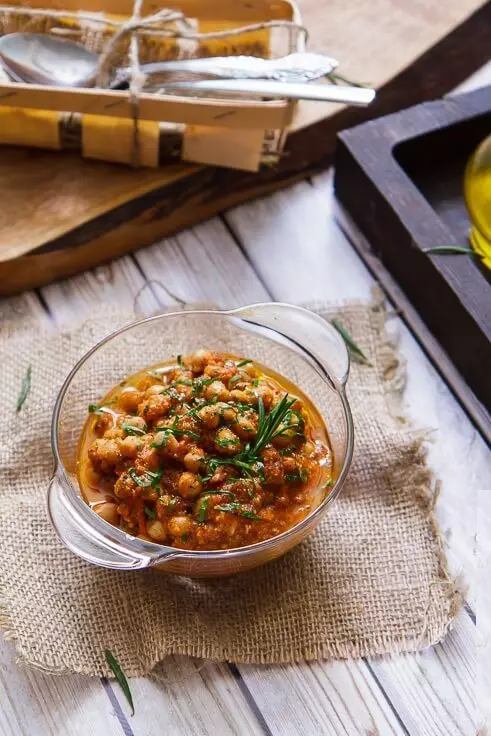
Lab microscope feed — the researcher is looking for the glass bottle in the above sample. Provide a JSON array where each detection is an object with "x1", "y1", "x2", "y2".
[{"x1": 464, "y1": 133, "x2": 491, "y2": 270}]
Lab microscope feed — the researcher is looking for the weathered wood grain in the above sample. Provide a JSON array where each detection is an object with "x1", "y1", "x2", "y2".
[
  {"x1": 311, "y1": 170, "x2": 489, "y2": 605},
  {"x1": 0, "y1": 290, "x2": 124, "y2": 736},
  {"x1": 236, "y1": 660, "x2": 406, "y2": 736},
  {"x1": 367, "y1": 611, "x2": 476, "y2": 736},
  {"x1": 0, "y1": 641, "x2": 123, "y2": 736},
  {"x1": 224, "y1": 174, "x2": 480, "y2": 735},
  {"x1": 37, "y1": 217, "x2": 408, "y2": 735}
]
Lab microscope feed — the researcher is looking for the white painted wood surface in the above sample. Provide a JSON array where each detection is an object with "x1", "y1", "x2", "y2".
[{"x1": 1, "y1": 66, "x2": 489, "y2": 736}]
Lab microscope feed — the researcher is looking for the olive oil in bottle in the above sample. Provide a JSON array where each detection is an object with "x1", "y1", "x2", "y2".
[{"x1": 464, "y1": 134, "x2": 491, "y2": 270}]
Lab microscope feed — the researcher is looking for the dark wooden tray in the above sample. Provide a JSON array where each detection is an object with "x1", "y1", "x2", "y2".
[{"x1": 334, "y1": 85, "x2": 491, "y2": 432}]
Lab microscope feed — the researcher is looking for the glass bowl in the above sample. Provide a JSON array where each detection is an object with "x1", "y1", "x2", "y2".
[{"x1": 48, "y1": 303, "x2": 354, "y2": 577}]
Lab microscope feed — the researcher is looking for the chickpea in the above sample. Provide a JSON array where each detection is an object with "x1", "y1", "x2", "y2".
[
  {"x1": 94, "y1": 502, "x2": 119, "y2": 526},
  {"x1": 135, "y1": 444, "x2": 160, "y2": 473},
  {"x1": 184, "y1": 447, "x2": 205, "y2": 473},
  {"x1": 94, "y1": 413, "x2": 112, "y2": 436},
  {"x1": 88, "y1": 438, "x2": 121, "y2": 472},
  {"x1": 120, "y1": 415, "x2": 147, "y2": 432},
  {"x1": 171, "y1": 384, "x2": 194, "y2": 403},
  {"x1": 214, "y1": 427, "x2": 241, "y2": 456},
  {"x1": 262, "y1": 446, "x2": 285, "y2": 485},
  {"x1": 272, "y1": 427, "x2": 298, "y2": 447},
  {"x1": 219, "y1": 403, "x2": 237, "y2": 423},
  {"x1": 242, "y1": 363, "x2": 257, "y2": 377},
  {"x1": 208, "y1": 465, "x2": 231, "y2": 486},
  {"x1": 145, "y1": 384, "x2": 166, "y2": 397},
  {"x1": 168, "y1": 515, "x2": 192, "y2": 538},
  {"x1": 272, "y1": 413, "x2": 302, "y2": 447},
  {"x1": 157, "y1": 432, "x2": 180, "y2": 457},
  {"x1": 282, "y1": 456, "x2": 297, "y2": 473},
  {"x1": 259, "y1": 508, "x2": 275, "y2": 521},
  {"x1": 188, "y1": 349, "x2": 211, "y2": 374},
  {"x1": 196, "y1": 404, "x2": 221, "y2": 429},
  {"x1": 204, "y1": 380, "x2": 230, "y2": 402},
  {"x1": 114, "y1": 473, "x2": 135, "y2": 498},
  {"x1": 230, "y1": 389, "x2": 255, "y2": 404},
  {"x1": 303, "y1": 441, "x2": 315, "y2": 456},
  {"x1": 232, "y1": 415, "x2": 257, "y2": 440},
  {"x1": 147, "y1": 519, "x2": 167, "y2": 543},
  {"x1": 103, "y1": 427, "x2": 124, "y2": 440},
  {"x1": 204, "y1": 362, "x2": 236, "y2": 383},
  {"x1": 118, "y1": 387, "x2": 144, "y2": 413},
  {"x1": 120, "y1": 435, "x2": 142, "y2": 458},
  {"x1": 178, "y1": 472, "x2": 202, "y2": 499},
  {"x1": 138, "y1": 393, "x2": 171, "y2": 422},
  {"x1": 254, "y1": 383, "x2": 273, "y2": 409}
]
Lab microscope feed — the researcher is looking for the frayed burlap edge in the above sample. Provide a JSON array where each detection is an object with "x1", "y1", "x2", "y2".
[{"x1": 0, "y1": 293, "x2": 463, "y2": 675}]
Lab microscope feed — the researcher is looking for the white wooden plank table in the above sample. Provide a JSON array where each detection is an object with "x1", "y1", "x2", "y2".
[{"x1": 1, "y1": 67, "x2": 490, "y2": 736}]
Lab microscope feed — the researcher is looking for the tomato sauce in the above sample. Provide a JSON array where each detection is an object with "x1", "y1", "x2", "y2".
[{"x1": 78, "y1": 350, "x2": 333, "y2": 550}]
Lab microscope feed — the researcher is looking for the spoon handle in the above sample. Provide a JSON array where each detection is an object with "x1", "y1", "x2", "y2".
[{"x1": 155, "y1": 79, "x2": 375, "y2": 106}]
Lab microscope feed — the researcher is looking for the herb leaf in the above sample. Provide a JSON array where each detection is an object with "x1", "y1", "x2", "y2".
[
  {"x1": 147, "y1": 370, "x2": 164, "y2": 381},
  {"x1": 144, "y1": 505, "x2": 156, "y2": 520},
  {"x1": 88, "y1": 400, "x2": 115, "y2": 415},
  {"x1": 248, "y1": 394, "x2": 296, "y2": 458},
  {"x1": 215, "y1": 503, "x2": 260, "y2": 521},
  {"x1": 129, "y1": 468, "x2": 163, "y2": 488},
  {"x1": 16, "y1": 365, "x2": 32, "y2": 413},
  {"x1": 122, "y1": 423, "x2": 146, "y2": 436},
  {"x1": 197, "y1": 496, "x2": 211, "y2": 523},
  {"x1": 105, "y1": 649, "x2": 134, "y2": 715},
  {"x1": 153, "y1": 427, "x2": 200, "y2": 441},
  {"x1": 237, "y1": 359, "x2": 252, "y2": 367},
  {"x1": 241, "y1": 509, "x2": 261, "y2": 521},
  {"x1": 422, "y1": 246, "x2": 475, "y2": 255},
  {"x1": 331, "y1": 319, "x2": 372, "y2": 366}
]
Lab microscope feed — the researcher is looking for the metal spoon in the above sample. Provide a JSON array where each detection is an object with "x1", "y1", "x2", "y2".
[{"x1": 0, "y1": 32, "x2": 339, "y2": 88}]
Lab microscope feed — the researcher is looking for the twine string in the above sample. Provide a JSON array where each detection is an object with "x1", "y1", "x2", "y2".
[{"x1": 0, "y1": 3, "x2": 307, "y2": 166}]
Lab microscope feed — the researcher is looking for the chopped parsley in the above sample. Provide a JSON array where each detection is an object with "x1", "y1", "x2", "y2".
[
  {"x1": 144, "y1": 505, "x2": 156, "y2": 520},
  {"x1": 128, "y1": 468, "x2": 163, "y2": 488},
  {"x1": 197, "y1": 496, "x2": 211, "y2": 523},
  {"x1": 122, "y1": 423, "x2": 146, "y2": 436},
  {"x1": 215, "y1": 503, "x2": 260, "y2": 521}
]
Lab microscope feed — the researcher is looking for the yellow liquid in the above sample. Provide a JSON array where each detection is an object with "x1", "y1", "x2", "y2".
[{"x1": 464, "y1": 134, "x2": 491, "y2": 270}]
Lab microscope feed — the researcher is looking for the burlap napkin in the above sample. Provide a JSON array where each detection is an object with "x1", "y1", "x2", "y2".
[{"x1": 0, "y1": 299, "x2": 460, "y2": 676}]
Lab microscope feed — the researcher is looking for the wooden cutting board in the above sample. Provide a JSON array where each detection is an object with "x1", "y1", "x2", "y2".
[{"x1": 1, "y1": 0, "x2": 490, "y2": 295}]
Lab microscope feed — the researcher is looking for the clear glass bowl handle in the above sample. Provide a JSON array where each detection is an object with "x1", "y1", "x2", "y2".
[
  {"x1": 48, "y1": 474, "x2": 180, "y2": 569},
  {"x1": 230, "y1": 303, "x2": 350, "y2": 387}
]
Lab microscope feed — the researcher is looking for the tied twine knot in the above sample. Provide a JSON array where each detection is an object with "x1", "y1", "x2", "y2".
[
  {"x1": 95, "y1": 1, "x2": 189, "y2": 167},
  {"x1": 92, "y1": 0, "x2": 307, "y2": 168}
]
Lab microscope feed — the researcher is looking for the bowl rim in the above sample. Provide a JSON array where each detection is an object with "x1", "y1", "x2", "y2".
[{"x1": 50, "y1": 305, "x2": 354, "y2": 561}]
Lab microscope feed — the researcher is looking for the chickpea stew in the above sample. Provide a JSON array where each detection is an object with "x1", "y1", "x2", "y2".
[{"x1": 78, "y1": 351, "x2": 333, "y2": 551}]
